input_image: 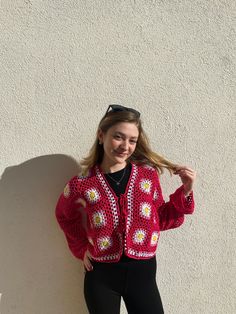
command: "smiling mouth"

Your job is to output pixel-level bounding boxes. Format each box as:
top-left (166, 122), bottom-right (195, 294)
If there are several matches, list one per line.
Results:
top-left (114, 151), bottom-right (127, 156)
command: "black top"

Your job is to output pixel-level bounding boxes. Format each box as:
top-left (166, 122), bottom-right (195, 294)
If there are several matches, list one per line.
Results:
top-left (104, 162), bottom-right (132, 197)
top-left (104, 162), bottom-right (133, 259)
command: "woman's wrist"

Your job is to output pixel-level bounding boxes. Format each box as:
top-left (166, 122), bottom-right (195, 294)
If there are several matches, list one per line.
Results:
top-left (184, 190), bottom-right (192, 197)
top-left (183, 184), bottom-right (193, 197)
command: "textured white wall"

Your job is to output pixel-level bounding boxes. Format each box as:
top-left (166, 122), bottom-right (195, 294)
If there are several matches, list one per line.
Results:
top-left (0, 1), bottom-right (235, 313)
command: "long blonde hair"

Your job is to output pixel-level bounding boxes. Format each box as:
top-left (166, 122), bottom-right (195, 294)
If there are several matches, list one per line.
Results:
top-left (80, 110), bottom-right (179, 175)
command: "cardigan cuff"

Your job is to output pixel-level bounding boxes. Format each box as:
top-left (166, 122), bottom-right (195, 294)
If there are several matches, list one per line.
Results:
top-left (170, 185), bottom-right (195, 214)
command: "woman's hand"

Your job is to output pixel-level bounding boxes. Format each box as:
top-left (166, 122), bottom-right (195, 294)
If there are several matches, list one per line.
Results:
top-left (174, 166), bottom-right (197, 196)
top-left (83, 250), bottom-right (94, 272)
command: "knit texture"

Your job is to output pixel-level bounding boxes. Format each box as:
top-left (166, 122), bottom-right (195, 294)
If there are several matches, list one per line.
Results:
top-left (55, 162), bottom-right (194, 262)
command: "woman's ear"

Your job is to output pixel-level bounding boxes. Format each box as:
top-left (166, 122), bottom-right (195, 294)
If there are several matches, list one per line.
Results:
top-left (97, 129), bottom-right (103, 144)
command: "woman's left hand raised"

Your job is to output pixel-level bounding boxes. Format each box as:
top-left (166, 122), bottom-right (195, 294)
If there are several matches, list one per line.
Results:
top-left (174, 166), bottom-right (197, 196)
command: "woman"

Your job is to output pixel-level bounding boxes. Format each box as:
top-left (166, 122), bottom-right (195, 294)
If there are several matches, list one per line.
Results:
top-left (55, 104), bottom-right (196, 314)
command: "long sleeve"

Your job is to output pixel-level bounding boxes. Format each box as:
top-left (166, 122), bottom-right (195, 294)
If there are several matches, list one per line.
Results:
top-left (55, 176), bottom-right (88, 260)
top-left (153, 171), bottom-right (195, 231)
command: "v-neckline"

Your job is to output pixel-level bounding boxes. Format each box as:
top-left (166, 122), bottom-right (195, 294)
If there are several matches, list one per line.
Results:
top-left (96, 162), bottom-right (135, 200)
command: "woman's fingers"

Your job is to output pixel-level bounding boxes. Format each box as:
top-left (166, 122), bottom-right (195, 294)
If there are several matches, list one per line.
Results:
top-left (178, 169), bottom-right (195, 178)
top-left (174, 167), bottom-right (196, 178)
top-left (84, 260), bottom-right (93, 272)
top-left (174, 166), bottom-right (195, 173)
top-left (85, 259), bottom-right (93, 271)
top-left (173, 166), bottom-right (197, 195)
top-left (83, 251), bottom-right (94, 272)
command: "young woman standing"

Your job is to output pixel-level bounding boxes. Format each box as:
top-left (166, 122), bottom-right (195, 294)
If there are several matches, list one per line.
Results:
top-left (55, 105), bottom-right (196, 314)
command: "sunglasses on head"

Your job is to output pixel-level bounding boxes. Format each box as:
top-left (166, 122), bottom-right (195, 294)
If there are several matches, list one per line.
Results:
top-left (105, 104), bottom-right (141, 118)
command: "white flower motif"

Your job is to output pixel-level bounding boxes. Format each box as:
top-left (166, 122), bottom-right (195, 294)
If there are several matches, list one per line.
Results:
top-left (92, 211), bottom-right (106, 228)
top-left (140, 179), bottom-right (152, 194)
top-left (133, 229), bottom-right (146, 244)
top-left (63, 183), bottom-right (70, 198)
top-left (98, 236), bottom-right (112, 251)
top-left (85, 188), bottom-right (100, 203)
top-left (140, 203), bottom-right (152, 219)
top-left (151, 232), bottom-right (159, 246)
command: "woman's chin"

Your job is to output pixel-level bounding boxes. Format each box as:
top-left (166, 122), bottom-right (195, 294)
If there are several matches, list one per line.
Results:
top-left (114, 154), bottom-right (127, 161)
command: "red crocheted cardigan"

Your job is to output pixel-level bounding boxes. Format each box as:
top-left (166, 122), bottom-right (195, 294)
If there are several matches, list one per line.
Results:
top-left (55, 162), bottom-right (194, 262)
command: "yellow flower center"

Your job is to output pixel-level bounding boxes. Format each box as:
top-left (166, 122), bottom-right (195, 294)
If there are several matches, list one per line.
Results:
top-left (90, 191), bottom-right (96, 200)
top-left (95, 216), bottom-right (101, 224)
top-left (137, 233), bottom-right (144, 240)
top-left (102, 240), bottom-right (109, 247)
top-left (144, 207), bottom-right (149, 214)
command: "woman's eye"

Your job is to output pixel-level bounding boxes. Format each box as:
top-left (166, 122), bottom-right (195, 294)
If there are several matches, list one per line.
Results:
top-left (113, 135), bottom-right (137, 144)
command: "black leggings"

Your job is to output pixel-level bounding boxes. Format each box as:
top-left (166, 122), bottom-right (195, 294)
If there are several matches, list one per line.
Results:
top-left (84, 254), bottom-right (164, 314)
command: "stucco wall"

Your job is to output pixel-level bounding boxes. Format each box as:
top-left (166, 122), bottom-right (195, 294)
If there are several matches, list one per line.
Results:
top-left (0, 1), bottom-right (235, 313)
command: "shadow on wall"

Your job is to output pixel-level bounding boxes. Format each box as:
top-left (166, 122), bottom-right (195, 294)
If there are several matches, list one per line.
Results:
top-left (0, 155), bottom-right (89, 314)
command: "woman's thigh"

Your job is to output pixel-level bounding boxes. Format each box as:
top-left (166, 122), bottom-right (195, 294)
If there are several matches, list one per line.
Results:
top-left (123, 257), bottom-right (164, 314)
top-left (83, 263), bottom-right (123, 314)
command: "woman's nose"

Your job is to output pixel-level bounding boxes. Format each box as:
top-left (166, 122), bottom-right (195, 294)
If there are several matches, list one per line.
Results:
top-left (120, 140), bottom-right (129, 149)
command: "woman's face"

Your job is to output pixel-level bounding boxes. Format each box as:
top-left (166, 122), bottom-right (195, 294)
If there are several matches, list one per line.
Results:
top-left (98, 122), bottom-right (139, 169)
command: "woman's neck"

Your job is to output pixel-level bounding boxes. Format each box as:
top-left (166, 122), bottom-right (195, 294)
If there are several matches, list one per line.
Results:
top-left (100, 161), bottom-right (128, 174)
